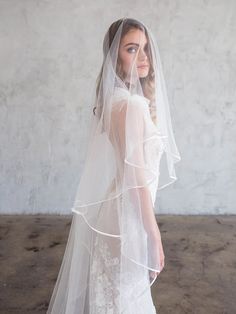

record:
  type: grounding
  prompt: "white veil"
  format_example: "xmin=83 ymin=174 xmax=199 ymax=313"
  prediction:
xmin=47 ymin=18 xmax=181 ymax=313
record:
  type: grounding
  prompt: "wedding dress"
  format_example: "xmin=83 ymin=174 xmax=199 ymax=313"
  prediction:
xmin=87 ymin=87 xmax=164 ymax=314
xmin=46 ymin=18 xmax=180 ymax=314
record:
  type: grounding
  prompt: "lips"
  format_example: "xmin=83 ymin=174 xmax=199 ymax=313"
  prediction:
xmin=138 ymin=65 xmax=149 ymax=68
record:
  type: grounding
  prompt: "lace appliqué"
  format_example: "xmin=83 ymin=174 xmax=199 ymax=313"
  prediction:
xmin=90 ymin=234 xmax=120 ymax=314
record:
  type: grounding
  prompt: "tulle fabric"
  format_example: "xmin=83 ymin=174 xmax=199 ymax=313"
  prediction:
xmin=47 ymin=18 xmax=181 ymax=313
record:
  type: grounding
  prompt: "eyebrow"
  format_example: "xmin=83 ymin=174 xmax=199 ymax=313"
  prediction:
xmin=123 ymin=42 xmax=140 ymax=47
xmin=123 ymin=42 xmax=147 ymax=48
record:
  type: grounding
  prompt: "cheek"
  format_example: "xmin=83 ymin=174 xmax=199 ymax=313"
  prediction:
xmin=120 ymin=52 xmax=136 ymax=69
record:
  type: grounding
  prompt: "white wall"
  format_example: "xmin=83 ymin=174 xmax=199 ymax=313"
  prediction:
xmin=0 ymin=0 xmax=235 ymax=214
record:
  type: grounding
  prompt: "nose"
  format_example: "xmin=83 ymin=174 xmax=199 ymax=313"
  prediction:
xmin=138 ymin=49 xmax=148 ymax=61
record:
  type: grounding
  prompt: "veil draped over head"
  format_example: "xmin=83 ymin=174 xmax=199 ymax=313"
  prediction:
xmin=47 ymin=18 xmax=181 ymax=313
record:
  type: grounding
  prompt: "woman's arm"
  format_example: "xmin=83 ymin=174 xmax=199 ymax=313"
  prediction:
xmin=114 ymin=100 xmax=165 ymax=274
xmin=116 ymin=101 xmax=161 ymax=239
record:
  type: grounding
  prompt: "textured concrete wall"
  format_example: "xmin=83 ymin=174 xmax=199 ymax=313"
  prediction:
xmin=0 ymin=0 xmax=235 ymax=214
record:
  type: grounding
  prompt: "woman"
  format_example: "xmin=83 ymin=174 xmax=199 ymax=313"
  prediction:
xmin=47 ymin=18 xmax=181 ymax=313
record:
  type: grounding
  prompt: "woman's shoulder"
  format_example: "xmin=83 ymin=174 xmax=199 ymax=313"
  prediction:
xmin=111 ymin=87 xmax=154 ymax=131
xmin=112 ymin=87 xmax=150 ymax=108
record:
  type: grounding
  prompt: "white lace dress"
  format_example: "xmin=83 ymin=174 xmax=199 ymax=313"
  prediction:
xmin=88 ymin=179 xmax=159 ymax=314
xmin=88 ymin=144 xmax=163 ymax=312
xmin=89 ymin=235 xmax=158 ymax=313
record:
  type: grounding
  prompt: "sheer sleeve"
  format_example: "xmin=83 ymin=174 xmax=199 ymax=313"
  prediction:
xmin=112 ymin=98 xmax=160 ymax=239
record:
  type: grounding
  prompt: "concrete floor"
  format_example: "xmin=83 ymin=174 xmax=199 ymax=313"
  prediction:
xmin=0 ymin=214 xmax=235 ymax=314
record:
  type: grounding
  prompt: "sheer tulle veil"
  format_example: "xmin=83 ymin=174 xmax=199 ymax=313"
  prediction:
xmin=46 ymin=17 xmax=181 ymax=313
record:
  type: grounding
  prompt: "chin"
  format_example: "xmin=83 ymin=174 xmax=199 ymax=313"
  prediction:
xmin=138 ymin=68 xmax=149 ymax=78
xmin=138 ymin=72 xmax=149 ymax=78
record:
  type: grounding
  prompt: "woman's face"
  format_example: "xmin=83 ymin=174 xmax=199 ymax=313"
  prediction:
xmin=118 ymin=28 xmax=150 ymax=80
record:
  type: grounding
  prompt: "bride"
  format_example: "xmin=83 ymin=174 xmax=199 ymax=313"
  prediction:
xmin=46 ymin=17 xmax=181 ymax=314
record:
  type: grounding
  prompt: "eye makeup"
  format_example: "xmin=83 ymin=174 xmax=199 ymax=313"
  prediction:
xmin=125 ymin=42 xmax=149 ymax=54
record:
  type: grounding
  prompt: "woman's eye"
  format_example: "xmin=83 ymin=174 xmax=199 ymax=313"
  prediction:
xmin=127 ymin=47 xmax=137 ymax=53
